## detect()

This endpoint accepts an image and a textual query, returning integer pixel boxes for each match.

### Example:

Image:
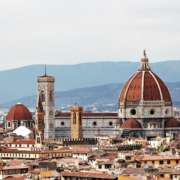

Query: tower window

[109,121,113,126]
[159,160,164,165]
[73,118,76,124]
[8,122,11,127]
[79,117,82,125]
[130,109,136,115]
[61,121,64,126]
[73,114,76,124]
[49,111,53,115]
[49,90,53,102]
[40,91,45,102]
[150,109,155,115]
[165,109,169,114]
[93,121,97,126]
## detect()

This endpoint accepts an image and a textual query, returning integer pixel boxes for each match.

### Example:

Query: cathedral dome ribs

[119,50,173,119]
[119,51,172,105]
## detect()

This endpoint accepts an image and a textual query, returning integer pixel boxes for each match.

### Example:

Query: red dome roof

[165,118,180,128]
[121,118,142,129]
[119,52,172,106]
[6,103,32,121]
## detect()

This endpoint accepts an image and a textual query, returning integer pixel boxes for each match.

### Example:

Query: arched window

[109,121,113,126]
[40,91,45,102]
[93,121,97,126]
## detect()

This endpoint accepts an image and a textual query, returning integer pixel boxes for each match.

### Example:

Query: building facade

[55,111,120,139]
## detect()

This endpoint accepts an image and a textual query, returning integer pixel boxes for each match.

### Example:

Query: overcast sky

[0,0,179,69]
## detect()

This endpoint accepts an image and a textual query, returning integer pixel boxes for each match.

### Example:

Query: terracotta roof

[100,152,118,161]
[121,168,145,175]
[10,139,35,145]
[119,54,172,105]
[61,171,117,179]
[71,146,92,154]
[2,164,28,170]
[153,73,172,102]
[135,155,180,161]
[165,118,180,128]
[0,139,35,145]
[4,176,26,180]
[6,103,32,121]
[121,118,142,129]
[88,152,118,161]
[0,147,72,154]
[158,168,180,175]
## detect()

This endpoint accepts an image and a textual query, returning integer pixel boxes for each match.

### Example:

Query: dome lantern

[140,50,150,71]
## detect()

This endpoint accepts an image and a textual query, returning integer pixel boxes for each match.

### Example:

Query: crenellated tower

[70,105,83,139]
[36,70,55,140]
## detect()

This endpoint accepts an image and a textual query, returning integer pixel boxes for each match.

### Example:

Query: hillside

[0,60,180,104]
[2,82,180,111]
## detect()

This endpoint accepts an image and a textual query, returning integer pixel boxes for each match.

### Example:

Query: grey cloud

[0,0,179,69]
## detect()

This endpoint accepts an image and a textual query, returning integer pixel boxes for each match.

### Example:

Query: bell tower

[37,68,55,140]
[70,105,83,139]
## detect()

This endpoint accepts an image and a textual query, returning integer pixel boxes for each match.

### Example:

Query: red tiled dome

[165,118,179,128]
[121,118,142,129]
[119,52,172,106]
[6,103,32,121]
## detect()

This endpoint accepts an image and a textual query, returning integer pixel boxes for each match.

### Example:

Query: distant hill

[2,82,180,111]
[0,60,180,105]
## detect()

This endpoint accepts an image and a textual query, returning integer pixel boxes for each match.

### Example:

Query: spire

[44,64,47,76]
[140,49,150,70]
[143,49,147,58]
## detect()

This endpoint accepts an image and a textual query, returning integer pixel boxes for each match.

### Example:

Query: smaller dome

[165,118,179,128]
[6,103,32,121]
[121,118,142,129]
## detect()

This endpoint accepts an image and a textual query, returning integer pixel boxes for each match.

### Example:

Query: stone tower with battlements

[37,73,55,140]
[70,105,83,139]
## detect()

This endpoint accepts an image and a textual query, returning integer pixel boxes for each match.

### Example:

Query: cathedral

[118,51,179,138]
[5,51,180,140]
[34,51,179,140]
